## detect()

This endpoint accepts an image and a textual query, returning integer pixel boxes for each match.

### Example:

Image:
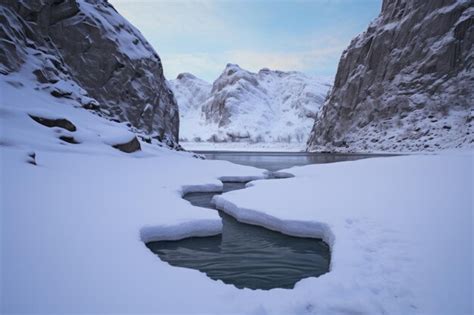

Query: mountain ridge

[170,63,331,147]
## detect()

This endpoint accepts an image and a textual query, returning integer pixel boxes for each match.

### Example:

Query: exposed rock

[50,88,72,98]
[307,0,473,152]
[29,115,77,132]
[59,135,79,144]
[112,136,141,153]
[1,0,179,145]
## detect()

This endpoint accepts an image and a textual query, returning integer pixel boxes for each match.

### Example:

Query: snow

[3,134,472,314]
[1,71,138,155]
[214,152,473,314]
[169,65,331,150]
[1,45,472,314]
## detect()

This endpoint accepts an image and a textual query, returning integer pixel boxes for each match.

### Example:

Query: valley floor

[1,143,472,314]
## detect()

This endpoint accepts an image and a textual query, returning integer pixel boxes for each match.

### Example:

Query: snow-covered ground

[215,152,473,314]
[2,145,472,314]
[1,62,472,314]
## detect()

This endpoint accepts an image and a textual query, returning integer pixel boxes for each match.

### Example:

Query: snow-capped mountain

[307,0,473,152]
[1,0,179,146]
[170,64,331,147]
[169,73,212,114]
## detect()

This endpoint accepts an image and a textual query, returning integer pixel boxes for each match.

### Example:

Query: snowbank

[215,153,473,314]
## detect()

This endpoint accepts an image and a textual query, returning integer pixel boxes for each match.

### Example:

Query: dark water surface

[147,211,330,290]
[194,151,393,172]
[147,152,387,290]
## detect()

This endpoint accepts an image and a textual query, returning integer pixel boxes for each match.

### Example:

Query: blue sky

[110,0,382,82]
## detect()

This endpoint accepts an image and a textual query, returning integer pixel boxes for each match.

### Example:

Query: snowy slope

[307,0,474,152]
[1,0,179,145]
[169,64,331,148]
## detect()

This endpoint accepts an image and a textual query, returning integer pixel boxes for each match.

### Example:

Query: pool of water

[146,152,388,290]
[147,211,330,290]
[147,181,331,290]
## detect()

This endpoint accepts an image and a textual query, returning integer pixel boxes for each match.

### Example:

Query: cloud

[226,45,345,73]
[161,52,226,82]
[110,0,231,41]
[110,0,366,81]
[161,42,346,82]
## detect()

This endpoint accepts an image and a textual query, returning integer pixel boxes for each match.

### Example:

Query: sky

[110,0,382,82]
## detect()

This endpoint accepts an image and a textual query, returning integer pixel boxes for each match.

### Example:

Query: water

[194,151,392,172]
[146,152,386,290]
[148,179,331,290]
[146,211,330,290]
[183,182,247,209]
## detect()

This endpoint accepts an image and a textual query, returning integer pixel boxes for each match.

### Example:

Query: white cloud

[161,42,346,82]
[110,0,230,40]
[110,0,353,81]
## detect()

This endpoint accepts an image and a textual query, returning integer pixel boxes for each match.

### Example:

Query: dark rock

[50,88,72,98]
[82,100,100,111]
[192,154,205,160]
[139,136,152,144]
[29,114,76,132]
[59,135,79,144]
[112,136,141,153]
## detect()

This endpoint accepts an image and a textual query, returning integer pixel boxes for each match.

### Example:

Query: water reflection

[194,151,391,171]
[147,212,330,290]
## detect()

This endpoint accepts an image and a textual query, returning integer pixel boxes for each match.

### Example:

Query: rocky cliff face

[170,64,331,146]
[307,0,473,152]
[0,0,179,145]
